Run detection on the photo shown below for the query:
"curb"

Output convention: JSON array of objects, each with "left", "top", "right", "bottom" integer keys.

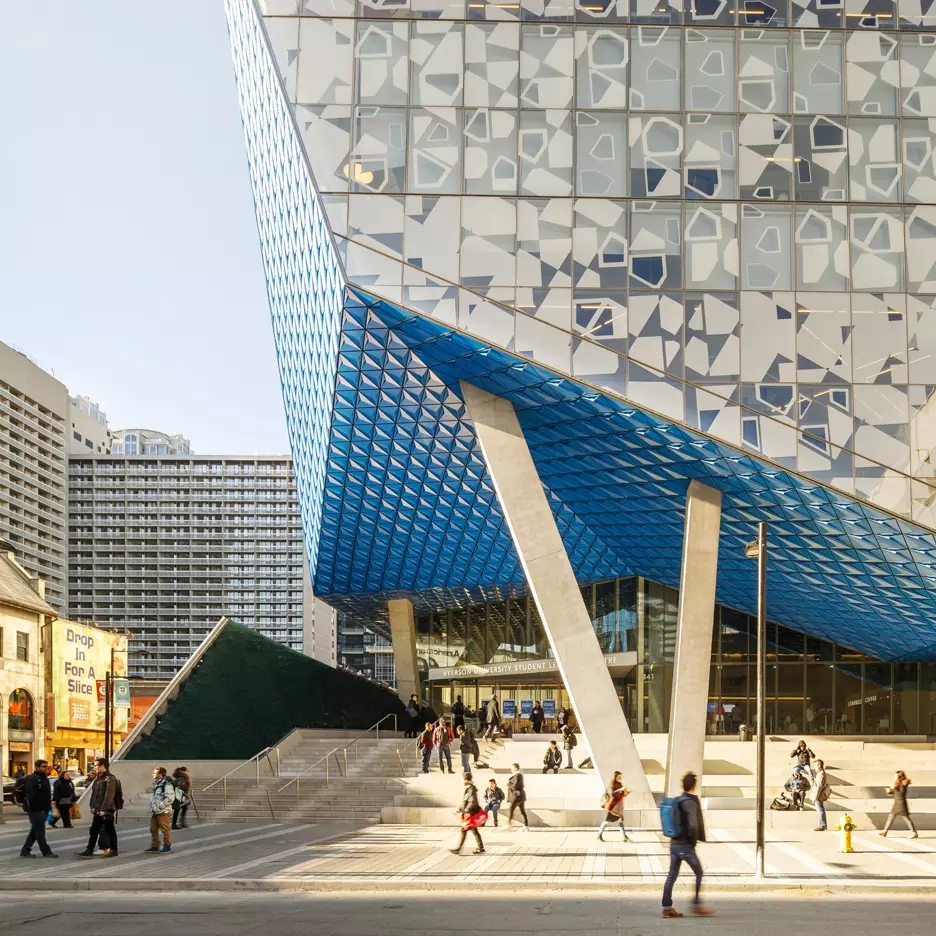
[{"left": 0, "top": 878, "right": 934, "bottom": 895}]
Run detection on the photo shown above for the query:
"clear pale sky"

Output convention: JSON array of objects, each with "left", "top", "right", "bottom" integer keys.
[{"left": 0, "top": 1, "right": 290, "bottom": 455}]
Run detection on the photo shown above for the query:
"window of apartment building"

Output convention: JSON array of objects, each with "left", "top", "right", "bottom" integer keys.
[
  {"left": 73, "top": 430, "right": 82, "bottom": 442},
  {"left": 16, "top": 632, "right": 28, "bottom": 662}
]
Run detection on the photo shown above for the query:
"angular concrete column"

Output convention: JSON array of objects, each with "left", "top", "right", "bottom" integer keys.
[
  {"left": 460, "top": 381, "right": 651, "bottom": 799},
  {"left": 388, "top": 598, "right": 420, "bottom": 704},
  {"left": 664, "top": 480, "right": 723, "bottom": 798}
]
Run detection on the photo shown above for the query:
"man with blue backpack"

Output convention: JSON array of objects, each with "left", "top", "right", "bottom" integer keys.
[{"left": 659, "top": 772, "right": 713, "bottom": 918}]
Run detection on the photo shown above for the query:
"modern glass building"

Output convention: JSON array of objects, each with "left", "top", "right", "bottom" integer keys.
[{"left": 225, "top": 0, "right": 936, "bottom": 741}]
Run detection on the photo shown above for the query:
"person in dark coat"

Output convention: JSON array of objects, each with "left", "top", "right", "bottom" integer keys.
[
  {"left": 507, "top": 763, "right": 530, "bottom": 830},
  {"left": 405, "top": 695, "right": 422, "bottom": 738},
  {"left": 542, "top": 740, "right": 562, "bottom": 774},
  {"left": 74, "top": 758, "right": 120, "bottom": 859},
  {"left": 561, "top": 724, "right": 577, "bottom": 769},
  {"left": 49, "top": 769, "right": 77, "bottom": 829},
  {"left": 483, "top": 695, "right": 501, "bottom": 740},
  {"left": 530, "top": 701, "right": 545, "bottom": 733},
  {"left": 18, "top": 759, "right": 57, "bottom": 858},
  {"left": 418, "top": 721, "right": 435, "bottom": 774},
  {"left": 171, "top": 767, "right": 192, "bottom": 830},
  {"left": 451, "top": 695, "right": 466, "bottom": 732},
  {"left": 881, "top": 770, "right": 918, "bottom": 837},
  {"left": 661, "top": 772, "right": 713, "bottom": 919},
  {"left": 790, "top": 740, "right": 816, "bottom": 781},
  {"left": 450, "top": 773, "right": 485, "bottom": 855}
]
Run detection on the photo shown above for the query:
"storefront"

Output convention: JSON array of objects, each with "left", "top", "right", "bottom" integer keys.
[
  {"left": 44, "top": 619, "right": 130, "bottom": 768},
  {"left": 416, "top": 576, "right": 936, "bottom": 737},
  {"left": 425, "top": 653, "right": 636, "bottom": 732},
  {"left": 7, "top": 740, "right": 32, "bottom": 777}
]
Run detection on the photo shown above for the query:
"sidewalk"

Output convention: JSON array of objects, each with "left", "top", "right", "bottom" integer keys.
[{"left": 2, "top": 817, "right": 936, "bottom": 892}]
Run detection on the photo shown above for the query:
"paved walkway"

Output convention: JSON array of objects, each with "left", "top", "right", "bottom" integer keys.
[
  {"left": 2, "top": 817, "right": 935, "bottom": 891},
  {"left": 1, "top": 892, "right": 936, "bottom": 935}
]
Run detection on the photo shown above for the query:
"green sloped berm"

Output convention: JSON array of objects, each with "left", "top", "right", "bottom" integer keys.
[{"left": 126, "top": 621, "right": 405, "bottom": 760}]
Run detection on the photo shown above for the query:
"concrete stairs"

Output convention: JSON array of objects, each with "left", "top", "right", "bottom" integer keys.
[
  {"left": 381, "top": 733, "right": 936, "bottom": 829},
  {"left": 158, "top": 733, "right": 428, "bottom": 824}
]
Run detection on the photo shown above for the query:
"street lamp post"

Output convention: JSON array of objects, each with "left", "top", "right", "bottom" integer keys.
[{"left": 745, "top": 522, "right": 768, "bottom": 878}]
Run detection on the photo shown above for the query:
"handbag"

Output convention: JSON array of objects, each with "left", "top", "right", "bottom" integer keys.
[
  {"left": 461, "top": 809, "right": 488, "bottom": 830},
  {"left": 71, "top": 801, "right": 82, "bottom": 820}
]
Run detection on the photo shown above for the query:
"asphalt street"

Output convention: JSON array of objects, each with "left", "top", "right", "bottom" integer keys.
[{"left": 0, "top": 892, "right": 935, "bottom": 935}]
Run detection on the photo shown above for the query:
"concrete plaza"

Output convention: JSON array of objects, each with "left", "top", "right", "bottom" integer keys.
[{"left": 2, "top": 817, "right": 935, "bottom": 893}]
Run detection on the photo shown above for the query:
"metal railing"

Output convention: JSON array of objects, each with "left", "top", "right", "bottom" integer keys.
[
  {"left": 200, "top": 743, "right": 282, "bottom": 808},
  {"left": 276, "top": 713, "right": 399, "bottom": 803}
]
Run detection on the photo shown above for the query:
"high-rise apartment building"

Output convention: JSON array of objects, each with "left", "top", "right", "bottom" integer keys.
[
  {"left": 66, "top": 455, "right": 332, "bottom": 679},
  {"left": 0, "top": 341, "right": 69, "bottom": 611}
]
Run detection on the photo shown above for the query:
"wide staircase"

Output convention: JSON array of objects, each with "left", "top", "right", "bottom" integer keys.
[
  {"left": 117, "top": 726, "right": 936, "bottom": 830},
  {"left": 382, "top": 733, "right": 936, "bottom": 830}
]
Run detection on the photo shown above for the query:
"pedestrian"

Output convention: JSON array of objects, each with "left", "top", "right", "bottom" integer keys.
[
  {"left": 784, "top": 767, "right": 809, "bottom": 810},
  {"left": 556, "top": 706, "right": 568, "bottom": 731},
  {"left": 542, "top": 740, "right": 562, "bottom": 774},
  {"left": 145, "top": 767, "right": 175, "bottom": 853},
  {"left": 483, "top": 695, "right": 501, "bottom": 740},
  {"left": 507, "top": 762, "right": 530, "bottom": 830},
  {"left": 74, "top": 757, "right": 121, "bottom": 859},
  {"left": 418, "top": 721, "right": 434, "bottom": 774},
  {"left": 405, "top": 694, "right": 421, "bottom": 738},
  {"left": 812, "top": 758, "right": 831, "bottom": 831},
  {"left": 456, "top": 725, "right": 477, "bottom": 775},
  {"left": 598, "top": 770, "right": 630, "bottom": 842},
  {"left": 434, "top": 719, "right": 455, "bottom": 773},
  {"left": 451, "top": 694, "right": 466, "bottom": 732},
  {"left": 484, "top": 778, "right": 505, "bottom": 827},
  {"left": 531, "top": 700, "right": 545, "bottom": 734},
  {"left": 49, "top": 768, "right": 76, "bottom": 829},
  {"left": 881, "top": 770, "right": 918, "bottom": 838},
  {"left": 561, "top": 723, "right": 577, "bottom": 769},
  {"left": 661, "top": 772, "right": 712, "bottom": 919},
  {"left": 171, "top": 767, "right": 191, "bottom": 830},
  {"left": 15, "top": 759, "right": 58, "bottom": 858},
  {"left": 450, "top": 772, "right": 485, "bottom": 855},
  {"left": 790, "top": 739, "right": 816, "bottom": 781}
]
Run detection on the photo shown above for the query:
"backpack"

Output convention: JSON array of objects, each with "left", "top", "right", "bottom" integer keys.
[
  {"left": 568, "top": 732, "right": 577, "bottom": 748},
  {"left": 437, "top": 728, "right": 451, "bottom": 747},
  {"left": 113, "top": 777, "right": 124, "bottom": 812},
  {"left": 172, "top": 780, "right": 186, "bottom": 804},
  {"left": 659, "top": 796, "right": 686, "bottom": 839},
  {"left": 13, "top": 775, "right": 28, "bottom": 809}
]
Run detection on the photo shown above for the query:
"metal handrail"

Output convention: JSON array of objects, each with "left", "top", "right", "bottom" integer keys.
[
  {"left": 276, "top": 712, "right": 398, "bottom": 793},
  {"left": 201, "top": 745, "right": 277, "bottom": 794}
]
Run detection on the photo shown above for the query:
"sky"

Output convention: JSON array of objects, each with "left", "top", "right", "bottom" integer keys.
[{"left": 0, "top": 1, "right": 290, "bottom": 455}]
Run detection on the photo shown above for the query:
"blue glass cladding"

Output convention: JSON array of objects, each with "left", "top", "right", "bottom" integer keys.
[
  {"left": 226, "top": 0, "right": 344, "bottom": 581},
  {"left": 322, "top": 286, "right": 936, "bottom": 662}
]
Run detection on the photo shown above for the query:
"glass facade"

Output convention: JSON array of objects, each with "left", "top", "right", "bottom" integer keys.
[
  {"left": 226, "top": 0, "right": 936, "bottom": 700},
  {"left": 250, "top": 0, "right": 936, "bottom": 529},
  {"left": 412, "top": 575, "right": 936, "bottom": 735}
]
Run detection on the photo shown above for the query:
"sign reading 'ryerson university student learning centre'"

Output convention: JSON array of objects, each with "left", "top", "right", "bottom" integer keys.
[{"left": 427, "top": 651, "right": 637, "bottom": 683}]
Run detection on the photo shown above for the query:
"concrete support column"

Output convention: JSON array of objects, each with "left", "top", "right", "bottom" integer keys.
[
  {"left": 460, "top": 381, "right": 650, "bottom": 799},
  {"left": 664, "top": 480, "right": 723, "bottom": 798},
  {"left": 388, "top": 598, "right": 420, "bottom": 704}
]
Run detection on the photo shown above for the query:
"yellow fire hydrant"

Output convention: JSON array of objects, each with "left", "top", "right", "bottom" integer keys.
[{"left": 836, "top": 814, "right": 856, "bottom": 853}]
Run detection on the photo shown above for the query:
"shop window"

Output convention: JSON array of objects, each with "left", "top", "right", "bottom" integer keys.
[{"left": 8, "top": 688, "right": 34, "bottom": 732}]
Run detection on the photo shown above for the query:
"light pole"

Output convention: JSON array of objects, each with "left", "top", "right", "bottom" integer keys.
[{"left": 744, "top": 522, "right": 767, "bottom": 878}]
